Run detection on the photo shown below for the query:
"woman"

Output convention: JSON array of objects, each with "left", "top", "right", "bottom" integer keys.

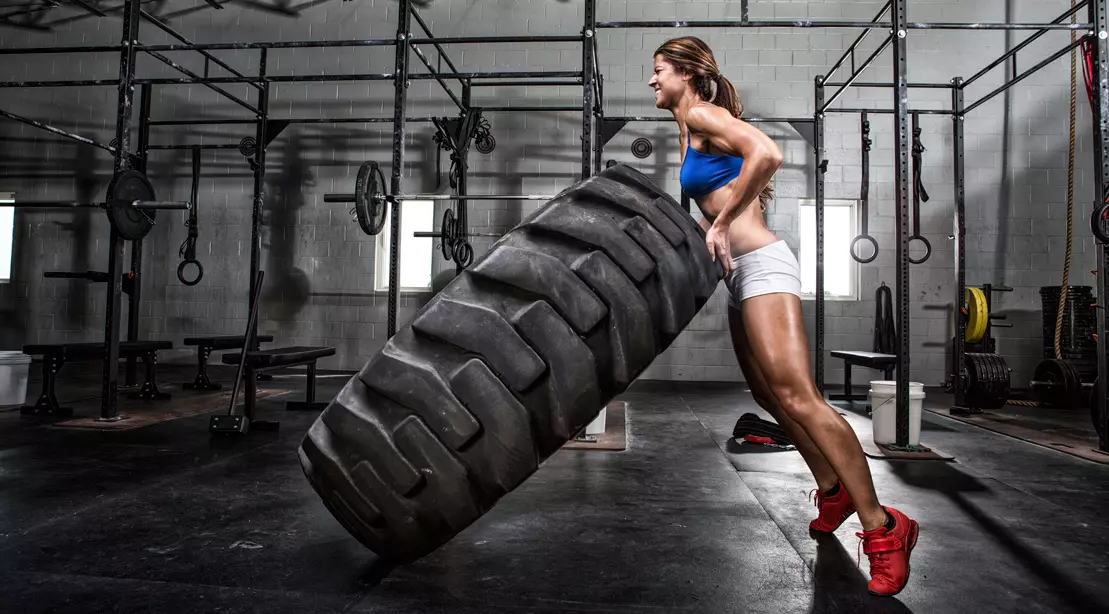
[{"left": 648, "top": 36, "right": 919, "bottom": 597}]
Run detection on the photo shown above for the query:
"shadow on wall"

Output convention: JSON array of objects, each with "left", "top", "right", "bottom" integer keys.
[
  {"left": 263, "top": 128, "right": 313, "bottom": 324},
  {"left": 52, "top": 145, "right": 100, "bottom": 328}
]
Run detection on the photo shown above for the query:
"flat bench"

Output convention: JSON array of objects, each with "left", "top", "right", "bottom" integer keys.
[
  {"left": 21, "top": 340, "right": 174, "bottom": 417},
  {"left": 221, "top": 346, "right": 336, "bottom": 420},
  {"left": 828, "top": 350, "right": 897, "bottom": 404},
  {"left": 183, "top": 335, "right": 274, "bottom": 391}
]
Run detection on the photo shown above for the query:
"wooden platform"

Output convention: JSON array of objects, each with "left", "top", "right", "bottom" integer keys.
[
  {"left": 927, "top": 406, "right": 1109, "bottom": 465},
  {"left": 49, "top": 388, "right": 289, "bottom": 431}
]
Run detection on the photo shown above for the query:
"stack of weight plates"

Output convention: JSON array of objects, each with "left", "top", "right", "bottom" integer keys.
[{"left": 1040, "top": 285, "right": 1097, "bottom": 382}]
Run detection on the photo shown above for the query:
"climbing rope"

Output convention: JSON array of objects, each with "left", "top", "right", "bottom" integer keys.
[{"left": 1054, "top": 0, "right": 1078, "bottom": 362}]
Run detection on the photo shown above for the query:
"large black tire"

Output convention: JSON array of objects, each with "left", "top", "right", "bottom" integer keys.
[{"left": 297, "top": 164, "right": 723, "bottom": 563}]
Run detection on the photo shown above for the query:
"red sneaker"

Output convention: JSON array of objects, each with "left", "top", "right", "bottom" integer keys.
[
  {"left": 808, "top": 483, "right": 857, "bottom": 533},
  {"left": 857, "top": 506, "right": 920, "bottom": 597}
]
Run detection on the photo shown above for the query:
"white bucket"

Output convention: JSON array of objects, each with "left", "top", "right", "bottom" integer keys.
[
  {"left": 0, "top": 351, "right": 31, "bottom": 408},
  {"left": 868, "top": 380, "right": 925, "bottom": 446}
]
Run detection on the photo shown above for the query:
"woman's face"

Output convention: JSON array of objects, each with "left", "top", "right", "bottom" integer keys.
[{"left": 648, "top": 55, "right": 689, "bottom": 110}]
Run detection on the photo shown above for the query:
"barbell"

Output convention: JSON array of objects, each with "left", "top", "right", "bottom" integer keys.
[
  {"left": 324, "top": 161, "right": 554, "bottom": 237},
  {"left": 2, "top": 170, "right": 190, "bottom": 241}
]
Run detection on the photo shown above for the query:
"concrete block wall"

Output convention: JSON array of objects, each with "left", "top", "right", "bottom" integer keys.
[{"left": 0, "top": 0, "right": 1099, "bottom": 391}]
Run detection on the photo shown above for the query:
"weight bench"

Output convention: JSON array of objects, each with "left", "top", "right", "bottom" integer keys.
[
  {"left": 183, "top": 335, "right": 274, "bottom": 390},
  {"left": 828, "top": 350, "right": 897, "bottom": 405},
  {"left": 220, "top": 346, "right": 336, "bottom": 420},
  {"left": 21, "top": 340, "right": 174, "bottom": 417}
]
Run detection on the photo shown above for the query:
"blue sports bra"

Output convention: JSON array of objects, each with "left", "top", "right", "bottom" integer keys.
[{"left": 680, "top": 132, "right": 745, "bottom": 200}]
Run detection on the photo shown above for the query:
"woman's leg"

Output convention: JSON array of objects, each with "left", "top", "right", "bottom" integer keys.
[
  {"left": 739, "top": 292, "right": 887, "bottom": 531},
  {"left": 726, "top": 304, "right": 839, "bottom": 492}
]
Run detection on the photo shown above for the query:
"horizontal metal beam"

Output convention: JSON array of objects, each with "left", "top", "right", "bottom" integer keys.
[
  {"left": 132, "top": 71, "right": 579, "bottom": 86},
  {"left": 147, "top": 116, "right": 442, "bottom": 126},
  {"left": 824, "top": 108, "right": 954, "bottom": 115},
  {"left": 410, "top": 71, "right": 581, "bottom": 80},
  {"left": 0, "top": 79, "right": 120, "bottom": 87},
  {"left": 477, "top": 106, "right": 583, "bottom": 112},
  {"left": 602, "top": 115, "right": 816, "bottom": 123},
  {"left": 468, "top": 80, "right": 582, "bottom": 87},
  {"left": 822, "top": 81, "right": 954, "bottom": 89},
  {"left": 596, "top": 20, "right": 1092, "bottom": 30},
  {"left": 409, "top": 35, "right": 582, "bottom": 45},
  {"left": 0, "top": 45, "right": 122, "bottom": 54},
  {"left": 137, "top": 39, "right": 395, "bottom": 51},
  {"left": 960, "top": 1, "right": 1088, "bottom": 90},
  {"left": 963, "top": 36, "right": 1086, "bottom": 115}
]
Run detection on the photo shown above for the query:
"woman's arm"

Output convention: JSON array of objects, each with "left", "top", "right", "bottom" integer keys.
[{"left": 686, "top": 105, "right": 783, "bottom": 227}]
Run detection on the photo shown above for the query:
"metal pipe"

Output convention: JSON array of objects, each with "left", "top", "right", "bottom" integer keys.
[
  {"left": 963, "top": 36, "right": 1086, "bottom": 115},
  {"left": 478, "top": 106, "right": 583, "bottom": 112},
  {"left": 893, "top": 0, "right": 911, "bottom": 445},
  {"left": 136, "top": 39, "right": 396, "bottom": 51},
  {"left": 408, "top": 35, "right": 582, "bottom": 44},
  {"left": 127, "top": 82, "right": 151, "bottom": 387},
  {"left": 0, "top": 45, "right": 122, "bottom": 54},
  {"left": 823, "top": 81, "right": 953, "bottom": 89},
  {"left": 387, "top": 0, "right": 411, "bottom": 338},
  {"left": 814, "top": 76, "right": 826, "bottom": 394},
  {"left": 582, "top": 0, "right": 596, "bottom": 178},
  {"left": 596, "top": 20, "right": 1091, "bottom": 30},
  {"left": 599, "top": 115, "right": 816, "bottom": 123},
  {"left": 409, "top": 43, "right": 465, "bottom": 111},
  {"left": 142, "top": 48, "right": 262, "bottom": 116},
  {"left": 824, "top": 108, "right": 954, "bottom": 115},
  {"left": 139, "top": 9, "right": 261, "bottom": 93},
  {"left": 0, "top": 80, "right": 120, "bottom": 87},
  {"left": 0, "top": 108, "right": 116, "bottom": 153},
  {"left": 825, "top": 0, "right": 892, "bottom": 83},
  {"left": 821, "top": 34, "right": 894, "bottom": 112},
  {"left": 248, "top": 49, "right": 268, "bottom": 350},
  {"left": 147, "top": 144, "right": 248, "bottom": 149},
  {"left": 147, "top": 116, "right": 441, "bottom": 126},
  {"left": 467, "top": 80, "right": 582, "bottom": 87},
  {"left": 1089, "top": 0, "right": 1109, "bottom": 452},
  {"left": 951, "top": 78, "right": 967, "bottom": 410},
  {"left": 960, "top": 2, "right": 1088, "bottom": 90},
  {"left": 410, "top": 71, "right": 581, "bottom": 80}
]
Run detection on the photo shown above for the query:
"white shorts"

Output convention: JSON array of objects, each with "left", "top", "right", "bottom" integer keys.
[{"left": 723, "top": 240, "right": 802, "bottom": 309}]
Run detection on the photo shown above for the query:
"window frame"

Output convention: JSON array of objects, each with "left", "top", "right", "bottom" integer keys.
[
  {"left": 797, "top": 197, "right": 861, "bottom": 302},
  {"left": 373, "top": 199, "right": 436, "bottom": 293}
]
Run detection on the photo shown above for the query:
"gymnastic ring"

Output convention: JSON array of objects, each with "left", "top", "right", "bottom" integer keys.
[
  {"left": 1091, "top": 201, "right": 1109, "bottom": 243},
  {"left": 850, "top": 234, "right": 879, "bottom": 264},
  {"left": 177, "top": 259, "right": 204, "bottom": 286},
  {"left": 453, "top": 241, "right": 474, "bottom": 268},
  {"left": 907, "top": 235, "right": 932, "bottom": 264}
]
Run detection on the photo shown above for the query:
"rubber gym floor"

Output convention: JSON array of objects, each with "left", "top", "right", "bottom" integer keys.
[{"left": 2, "top": 365, "right": 1107, "bottom": 614}]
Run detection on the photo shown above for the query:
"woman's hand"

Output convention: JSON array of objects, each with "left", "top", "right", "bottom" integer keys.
[{"left": 706, "top": 222, "right": 732, "bottom": 274}]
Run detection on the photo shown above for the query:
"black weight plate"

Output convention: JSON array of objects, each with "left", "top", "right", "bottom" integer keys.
[
  {"left": 1091, "top": 378, "right": 1104, "bottom": 441},
  {"left": 631, "top": 138, "right": 653, "bottom": 159},
  {"left": 440, "top": 209, "right": 457, "bottom": 261},
  {"left": 1032, "top": 359, "right": 1064, "bottom": 406},
  {"left": 1063, "top": 360, "right": 1081, "bottom": 408},
  {"left": 475, "top": 134, "right": 496, "bottom": 154},
  {"left": 994, "top": 354, "right": 1011, "bottom": 408},
  {"left": 354, "top": 161, "right": 388, "bottom": 236},
  {"left": 105, "top": 170, "right": 156, "bottom": 241}
]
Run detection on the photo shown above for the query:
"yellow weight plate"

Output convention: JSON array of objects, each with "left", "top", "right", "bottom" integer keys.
[{"left": 965, "top": 287, "right": 988, "bottom": 343}]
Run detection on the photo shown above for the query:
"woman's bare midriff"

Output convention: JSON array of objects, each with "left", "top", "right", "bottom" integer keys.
[{"left": 695, "top": 177, "right": 779, "bottom": 257}]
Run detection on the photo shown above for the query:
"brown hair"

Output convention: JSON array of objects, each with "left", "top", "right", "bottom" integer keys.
[{"left": 654, "top": 36, "right": 772, "bottom": 208}]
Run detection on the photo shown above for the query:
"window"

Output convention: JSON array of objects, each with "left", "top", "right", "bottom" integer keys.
[
  {"left": 798, "top": 198, "right": 860, "bottom": 300},
  {"left": 0, "top": 192, "right": 13, "bottom": 283},
  {"left": 374, "top": 200, "right": 435, "bottom": 292}
]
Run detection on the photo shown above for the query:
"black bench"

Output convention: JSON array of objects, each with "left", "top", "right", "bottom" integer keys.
[
  {"left": 220, "top": 346, "right": 336, "bottom": 420},
  {"left": 828, "top": 350, "right": 897, "bottom": 404},
  {"left": 183, "top": 335, "right": 274, "bottom": 390},
  {"left": 21, "top": 340, "right": 174, "bottom": 417}
]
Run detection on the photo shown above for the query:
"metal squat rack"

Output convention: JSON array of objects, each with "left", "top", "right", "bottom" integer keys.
[
  {"left": 592, "top": 0, "right": 1109, "bottom": 453},
  {"left": 0, "top": 0, "right": 600, "bottom": 421}
]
